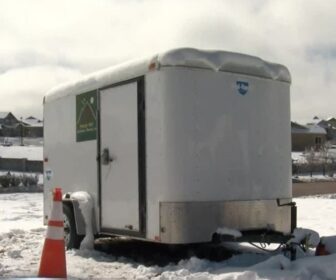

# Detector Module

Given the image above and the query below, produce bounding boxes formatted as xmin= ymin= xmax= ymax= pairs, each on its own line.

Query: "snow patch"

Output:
xmin=288 ymin=228 xmax=320 ymax=248
xmin=0 ymin=145 xmax=42 ymax=161
xmin=158 ymin=48 xmax=291 ymax=82
xmin=0 ymin=193 xmax=44 ymax=233
xmin=70 ymin=191 xmax=94 ymax=250
xmin=8 ymin=250 xmax=22 ymax=259
xmin=216 ymin=227 xmax=242 ymax=238
xmin=251 ymin=254 xmax=291 ymax=270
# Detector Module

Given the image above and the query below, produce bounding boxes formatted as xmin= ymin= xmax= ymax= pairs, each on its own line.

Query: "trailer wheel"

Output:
xmin=63 ymin=204 xmax=84 ymax=249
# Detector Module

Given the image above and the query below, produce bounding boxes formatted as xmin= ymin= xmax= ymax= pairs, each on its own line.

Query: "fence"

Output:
xmin=292 ymin=161 xmax=336 ymax=177
xmin=0 ymin=157 xmax=43 ymax=173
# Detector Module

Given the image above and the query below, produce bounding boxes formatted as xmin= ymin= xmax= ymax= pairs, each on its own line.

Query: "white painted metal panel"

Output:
xmin=160 ymin=200 xmax=292 ymax=243
xmin=43 ymin=96 xmax=99 ymax=231
xmin=149 ymin=68 xmax=291 ymax=201
xmin=145 ymin=68 xmax=291 ymax=241
xmin=100 ymin=82 xmax=139 ymax=231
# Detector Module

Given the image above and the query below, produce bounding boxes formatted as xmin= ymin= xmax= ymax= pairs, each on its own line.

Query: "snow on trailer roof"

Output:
xmin=45 ymin=48 xmax=291 ymax=103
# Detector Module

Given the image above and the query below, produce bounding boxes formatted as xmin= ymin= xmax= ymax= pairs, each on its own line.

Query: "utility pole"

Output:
xmin=20 ymin=117 xmax=24 ymax=146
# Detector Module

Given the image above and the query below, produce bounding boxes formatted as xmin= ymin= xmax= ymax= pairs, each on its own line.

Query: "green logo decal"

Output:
xmin=76 ymin=91 xmax=97 ymax=142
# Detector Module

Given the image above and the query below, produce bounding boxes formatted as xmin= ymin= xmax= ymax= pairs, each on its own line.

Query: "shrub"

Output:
xmin=0 ymin=175 xmax=11 ymax=188
xmin=0 ymin=173 xmax=39 ymax=188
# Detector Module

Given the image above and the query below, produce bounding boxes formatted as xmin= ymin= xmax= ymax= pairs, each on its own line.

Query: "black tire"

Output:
xmin=63 ymin=204 xmax=84 ymax=249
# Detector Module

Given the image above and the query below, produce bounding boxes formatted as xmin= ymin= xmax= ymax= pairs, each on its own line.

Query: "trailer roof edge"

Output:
xmin=44 ymin=48 xmax=291 ymax=103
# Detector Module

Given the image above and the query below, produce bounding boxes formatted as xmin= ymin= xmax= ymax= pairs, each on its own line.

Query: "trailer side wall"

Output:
xmin=43 ymin=95 xmax=99 ymax=230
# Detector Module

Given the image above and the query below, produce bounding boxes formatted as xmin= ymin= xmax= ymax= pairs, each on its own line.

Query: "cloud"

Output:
xmin=0 ymin=0 xmax=335 ymax=121
xmin=0 ymin=65 xmax=81 ymax=117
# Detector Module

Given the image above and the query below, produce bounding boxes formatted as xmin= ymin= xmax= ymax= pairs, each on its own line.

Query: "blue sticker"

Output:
xmin=236 ymin=81 xmax=249 ymax=95
xmin=45 ymin=169 xmax=53 ymax=181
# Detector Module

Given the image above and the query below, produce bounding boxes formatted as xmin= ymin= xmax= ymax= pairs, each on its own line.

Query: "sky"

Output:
xmin=0 ymin=0 xmax=335 ymax=123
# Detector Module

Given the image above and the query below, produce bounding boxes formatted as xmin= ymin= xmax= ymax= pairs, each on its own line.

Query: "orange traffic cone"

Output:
xmin=38 ymin=187 xmax=67 ymax=278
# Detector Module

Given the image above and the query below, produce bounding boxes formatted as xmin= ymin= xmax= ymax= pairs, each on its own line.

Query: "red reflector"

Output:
xmin=154 ymin=236 xmax=161 ymax=242
xmin=53 ymin=187 xmax=63 ymax=202
xmin=148 ymin=62 xmax=156 ymax=71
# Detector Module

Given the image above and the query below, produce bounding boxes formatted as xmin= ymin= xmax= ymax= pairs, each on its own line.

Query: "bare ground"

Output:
xmin=293 ymin=182 xmax=336 ymax=197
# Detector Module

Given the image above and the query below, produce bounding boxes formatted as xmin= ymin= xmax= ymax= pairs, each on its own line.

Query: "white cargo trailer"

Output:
xmin=43 ymin=48 xmax=296 ymax=248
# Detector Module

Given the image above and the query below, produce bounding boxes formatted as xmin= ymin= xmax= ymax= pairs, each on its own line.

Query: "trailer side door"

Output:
xmin=99 ymin=78 xmax=146 ymax=236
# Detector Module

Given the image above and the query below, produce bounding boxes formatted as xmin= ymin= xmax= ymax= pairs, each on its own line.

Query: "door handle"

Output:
xmin=101 ymin=148 xmax=113 ymax=165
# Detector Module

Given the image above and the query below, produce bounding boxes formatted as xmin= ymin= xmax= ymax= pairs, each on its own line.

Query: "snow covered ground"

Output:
xmin=291 ymin=152 xmax=307 ymax=164
xmin=293 ymin=175 xmax=336 ymax=183
xmin=0 ymin=193 xmax=336 ymax=279
xmin=0 ymin=141 xmax=43 ymax=192
xmin=292 ymin=148 xmax=336 ymax=165
xmin=0 ymin=145 xmax=42 ymax=161
xmin=0 ymin=137 xmax=43 ymax=147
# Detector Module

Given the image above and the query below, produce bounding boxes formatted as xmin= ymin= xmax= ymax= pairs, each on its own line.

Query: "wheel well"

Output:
xmin=62 ymin=200 xmax=86 ymax=236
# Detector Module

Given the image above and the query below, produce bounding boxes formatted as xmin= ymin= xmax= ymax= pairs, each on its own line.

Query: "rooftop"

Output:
xmin=0 ymin=112 xmax=10 ymax=119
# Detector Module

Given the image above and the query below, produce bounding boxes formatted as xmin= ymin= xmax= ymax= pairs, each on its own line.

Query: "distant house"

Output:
xmin=317 ymin=117 xmax=336 ymax=144
xmin=0 ymin=112 xmax=19 ymax=126
xmin=0 ymin=112 xmax=43 ymax=138
xmin=0 ymin=112 xmax=20 ymax=137
xmin=22 ymin=116 xmax=43 ymax=137
xmin=326 ymin=117 xmax=336 ymax=127
xmin=291 ymin=121 xmax=327 ymax=151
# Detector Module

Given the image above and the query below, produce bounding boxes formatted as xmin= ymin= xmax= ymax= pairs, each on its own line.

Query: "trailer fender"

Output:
xmin=62 ymin=199 xmax=88 ymax=236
